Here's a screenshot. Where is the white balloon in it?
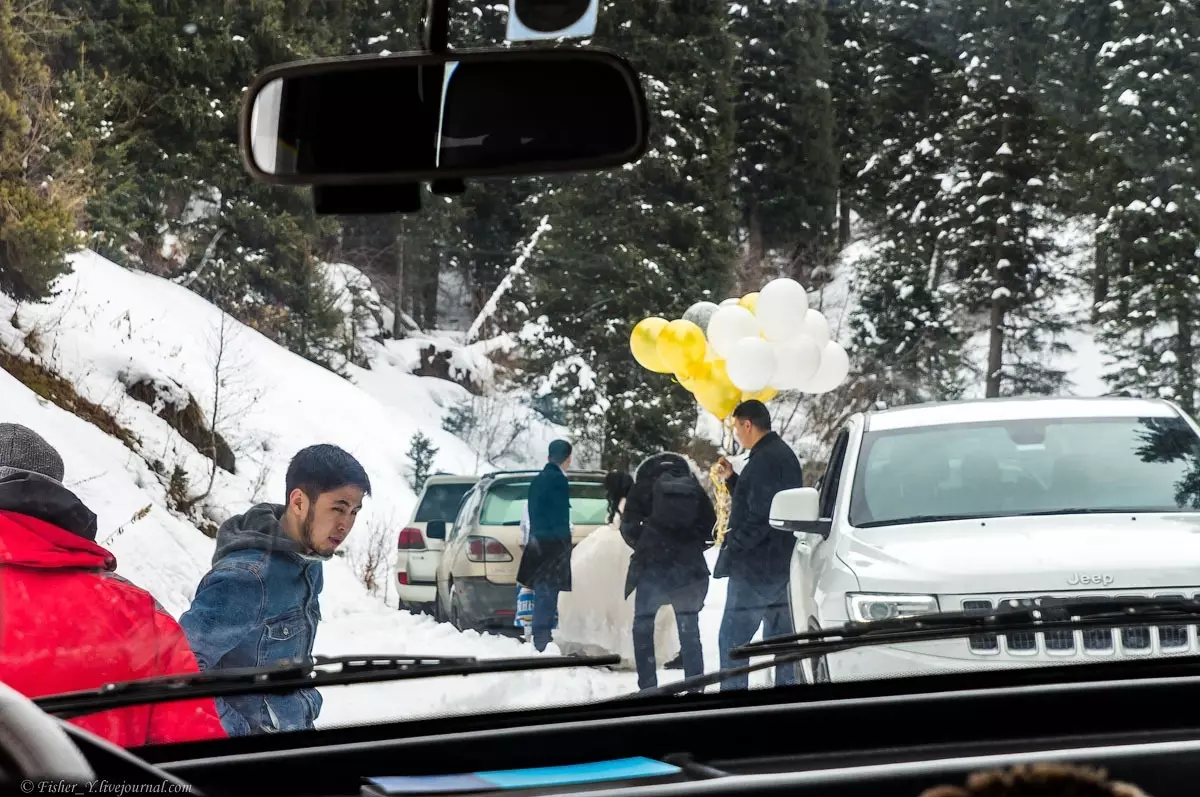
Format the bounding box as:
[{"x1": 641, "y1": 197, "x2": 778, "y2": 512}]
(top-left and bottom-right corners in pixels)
[
  {"x1": 755, "y1": 278, "x2": 810, "y2": 342},
  {"x1": 706, "y1": 305, "x2": 760, "y2": 358},
  {"x1": 726, "y1": 336, "x2": 778, "y2": 393},
  {"x1": 801, "y1": 309, "x2": 831, "y2": 348},
  {"x1": 804, "y1": 341, "x2": 851, "y2": 394},
  {"x1": 770, "y1": 336, "x2": 822, "y2": 390},
  {"x1": 720, "y1": 297, "x2": 741, "y2": 307},
  {"x1": 683, "y1": 301, "x2": 720, "y2": 333}
]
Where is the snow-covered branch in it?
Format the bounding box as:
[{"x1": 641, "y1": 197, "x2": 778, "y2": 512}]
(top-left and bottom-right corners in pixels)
[{"x1": 464, "y1": 215, "x2": 551, "y2": 344}]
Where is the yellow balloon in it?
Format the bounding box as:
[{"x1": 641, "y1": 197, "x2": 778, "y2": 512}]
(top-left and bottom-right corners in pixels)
[
  {"x1": 656, "y1": 319, "x2": 707, "y2": 375},
  {"x1": 676, "y1": 359, "x2": 711, "y2": 392},
  {"x1": 742, "y1": 387, "x2": 779, "y2": 403},
  {"x1": 630, "y1": 317, "x2": 671, "y2": 374},
  {"x1": 709, "y1": 358, "x2": 731, "y2": 388},
  {"x1": 694, "y1": 376, "x2": 742, "y2": 420},
  {"x1": 738, "y1": 292, "x2": 760, "y2": 314}
]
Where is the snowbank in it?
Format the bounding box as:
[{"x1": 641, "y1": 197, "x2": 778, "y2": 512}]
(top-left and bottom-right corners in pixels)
[{"x1": 0, "y1": 364, "x2": 214, "y2": 616}]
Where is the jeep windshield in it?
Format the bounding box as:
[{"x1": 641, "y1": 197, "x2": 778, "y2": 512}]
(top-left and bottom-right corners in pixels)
[{"x1": 849, "y1": 415, "x2": 1200, "y2": 528}]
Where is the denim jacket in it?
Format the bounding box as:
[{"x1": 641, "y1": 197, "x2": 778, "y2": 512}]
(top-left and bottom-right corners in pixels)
[{"x1": 179, "y1": 504, "x2": 327, "y2": 736}]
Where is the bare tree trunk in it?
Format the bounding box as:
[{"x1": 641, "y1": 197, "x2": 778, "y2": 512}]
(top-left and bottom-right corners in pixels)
[
  {"x1": 986, "y1": 296, "x2": 1005, "y2": 398},
  {"x1": 1092, "y1": 235, "x2": 1109, "y2": 325},
  {"x1": 737, "y1": 207, "x2": 766, "y2": 293},
  {"x1": 986, "y1": 213, "x2": 1010, "y2": 398},
  {"x1": 838, "y1": 191, "x2": 852, "y2": 250},
  {"x1": 204, "y1": 311, "x2": 229, "y2": 499},
  {"x1": 422, "y1": 248, "x2": 441, "y2": 329},
  {"x1": 1177, "y1": 298, "x2": 1196, "y2": 416},
  {"x1": 393, "y1": 220, "x2": 407, "y2": 339}
]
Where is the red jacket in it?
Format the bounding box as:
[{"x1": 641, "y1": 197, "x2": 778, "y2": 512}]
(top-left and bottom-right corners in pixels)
[{"x1": 0, "y1": 508, "x2": 228, "y2": 747}]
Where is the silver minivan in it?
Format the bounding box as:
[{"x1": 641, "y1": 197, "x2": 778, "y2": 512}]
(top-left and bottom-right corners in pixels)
[{"x1": 393, "y1": 474, "x2": 478, "y2": 614}]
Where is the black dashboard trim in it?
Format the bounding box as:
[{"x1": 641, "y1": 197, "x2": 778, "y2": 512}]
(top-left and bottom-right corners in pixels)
[
  {"x1": 136, "y1": 653, "x2": 1200, "y2": 764},
  {"x1": 133, "y1": 666, "x2": 1200, "y2": 796}
]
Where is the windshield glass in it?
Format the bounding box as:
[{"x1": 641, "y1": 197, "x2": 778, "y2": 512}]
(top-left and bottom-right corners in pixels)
[
  {"x1": 850, "y1": 415, "x2": 1200, "y2": 527},
  {"x1": 10, "y1": 0, "x2": 1200, "y2": 752}
]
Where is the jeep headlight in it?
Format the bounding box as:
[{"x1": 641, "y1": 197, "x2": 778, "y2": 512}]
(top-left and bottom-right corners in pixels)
[{"x1": 847, "y1": 593, "x2": 940, "y2": 623}]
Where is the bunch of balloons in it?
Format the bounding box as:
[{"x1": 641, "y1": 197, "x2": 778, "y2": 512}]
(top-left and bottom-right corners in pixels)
[{"x1": 629, "y1": 278, "x2": 851, "y2": 420}]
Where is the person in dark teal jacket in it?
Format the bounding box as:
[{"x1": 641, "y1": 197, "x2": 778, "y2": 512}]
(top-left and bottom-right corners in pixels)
[{"x1": 516, "y1": 439, "x2": 574, "y2": 651}]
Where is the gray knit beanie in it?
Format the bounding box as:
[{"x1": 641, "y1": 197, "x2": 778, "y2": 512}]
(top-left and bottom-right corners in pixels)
[{"x1": 0, "y1": 423, "x2": 65, "y2": 483}]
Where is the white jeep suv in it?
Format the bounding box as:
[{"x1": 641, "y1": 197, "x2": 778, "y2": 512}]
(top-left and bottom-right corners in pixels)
[{"x1": 768, "y1": 396, "x2": 1200, "y2": 684}]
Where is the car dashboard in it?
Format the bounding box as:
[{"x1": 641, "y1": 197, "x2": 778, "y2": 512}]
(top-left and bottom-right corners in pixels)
[{"x1": 40, "y1": 658, "x2": 1200, "y2": 797}]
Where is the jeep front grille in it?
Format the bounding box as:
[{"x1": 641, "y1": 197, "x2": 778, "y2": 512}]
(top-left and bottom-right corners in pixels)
[{"x1": 960, "y1": 592, "x2": 1199, "y2": 657}]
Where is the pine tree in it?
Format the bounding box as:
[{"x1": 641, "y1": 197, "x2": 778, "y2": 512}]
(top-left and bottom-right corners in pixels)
[
  {"x1": 50, "y1": 0, "x2": 351, "y2": 366},
  {"x1": 0, "y1": 0, "x2": 85, "y2": 302},
  {"x1": 849, "y1": 242, "x2": 968, "y2": 406},
  {"x1": 731, "y1": 0, "x2": 838, "y2": 285},
  {"x1": 828, "y1": 0, "x2": 873, "y2": 250},
  {"x1": 513, "y1": 0, "x2": 739, "y2": 469},
  {"x1": 844, "y1": 0, "x2": 969, "y2": 404},
  {"x1": 407, "y1": 430, "x2": 438, "y2": 492},
  {"x1": 1093, "y1": 0, "x2": 1200, "y2": 414},
  {"x1": 1044, "y1": 0, "x2": 1121, "y2": 319},
  {"x1": 936, "y1": 0, "x2": 1076, "y2": 397}
]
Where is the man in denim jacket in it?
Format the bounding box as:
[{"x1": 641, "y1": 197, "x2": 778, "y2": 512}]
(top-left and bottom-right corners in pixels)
[{"x1": 180, "y1": 444, "x2": 371, "y2": 735}]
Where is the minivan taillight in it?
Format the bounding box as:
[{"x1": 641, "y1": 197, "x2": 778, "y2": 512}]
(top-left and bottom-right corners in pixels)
[
  {"x1": 466, "y1": 536, "x2": 512, "y2": 563},
  {"x1": 397, "y1": 528, "x2": 425, "y2": 550}
]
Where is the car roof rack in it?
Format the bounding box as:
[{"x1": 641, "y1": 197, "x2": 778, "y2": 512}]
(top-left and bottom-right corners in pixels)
[{"x1": 479, "y1": 469, "x2": 608, "y2": 480}]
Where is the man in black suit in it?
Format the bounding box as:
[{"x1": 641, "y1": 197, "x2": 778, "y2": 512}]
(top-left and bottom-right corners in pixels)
[{"x1": 714, "y1": 400, "x2": 804, "y2": 691}]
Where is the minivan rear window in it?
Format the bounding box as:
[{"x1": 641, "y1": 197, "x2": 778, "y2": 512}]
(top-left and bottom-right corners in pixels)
[
  {"x1": 414, "y1": 481, "x2": 475, "y2": 522},
  {"x1": 478, "y1": 480, "x2": 609, "y2": 526}
]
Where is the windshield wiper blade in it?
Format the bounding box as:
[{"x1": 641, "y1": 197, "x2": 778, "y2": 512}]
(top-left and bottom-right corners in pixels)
[
  {"x1": 854, "y1": 512, "x2": 1009, "y2": 528},
  {"x1": 623, "y1": 597, "x2": 1200, "y2": 699},
  {"x1": 736, "y1": 595, "x2": 1200, "y2": 657},
  {"x1": 762, "y1": 595, "x2": 1200, "y2": 651},
  {"x1": 36, "y1": 653, "x2": 620, "y2": 719},
  {"x1": 1013, "y1": 507, "x2": 1166, "y2": 517}
]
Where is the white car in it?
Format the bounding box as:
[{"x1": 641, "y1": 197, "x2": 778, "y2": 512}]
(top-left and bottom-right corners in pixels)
[
  {"x1": 393, "y1": 474, "x2": 477, "y2": 614},
  {"x1": 768, "y1": 396, "x2": 1200, "y2": 684}
]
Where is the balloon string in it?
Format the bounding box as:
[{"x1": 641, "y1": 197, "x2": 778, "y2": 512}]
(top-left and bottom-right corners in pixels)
[{"x1": 711, "y1": 418, "x2": 735, "y2": 546}]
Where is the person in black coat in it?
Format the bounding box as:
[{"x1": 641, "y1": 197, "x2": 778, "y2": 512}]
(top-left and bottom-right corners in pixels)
[
  {"x1": 516, "y1": 439, "x2": 574, "y2": 652},
  {"x1": 621, "y1": 452, "x2": 717, "y2": 690},
  {"x1": 713, "y1": 400, "x2": 804, "y2": 691}
]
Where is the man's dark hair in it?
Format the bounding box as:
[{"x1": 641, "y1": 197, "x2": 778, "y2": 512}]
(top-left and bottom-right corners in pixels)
[
  {"x1": 285, "y1": 444, "x2": 372, "y2": 502},
  {"x1": 548, "y1": 439, "x2": 573, "y2": 465},
  {"x1": 731, "y1": 399, "x2": 772, "y2": 431}
]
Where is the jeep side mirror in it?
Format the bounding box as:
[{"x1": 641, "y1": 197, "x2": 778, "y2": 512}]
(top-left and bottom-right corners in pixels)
[
  {"x1": 426, "y1": 520, "x2": 447, "y2": 540},
  {"x1": 769, "y1": 487, "x2": 831, "y2": 539}
]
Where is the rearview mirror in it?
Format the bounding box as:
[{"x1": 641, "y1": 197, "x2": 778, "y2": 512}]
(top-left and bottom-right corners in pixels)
[
  {"x1": 241, "y1": 48, "x2": 649, "y2": 185},
  {"x1": 425, "y1": 520, "x2": 447, "y2": 540},
  {"x1": 769, "y1": 488, "x2": 830, "y2": 539}
]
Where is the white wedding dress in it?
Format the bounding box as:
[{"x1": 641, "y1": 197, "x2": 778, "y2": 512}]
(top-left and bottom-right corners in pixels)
[{"x1": 555, "y1": 501, "x2": 680, "y2": 669}]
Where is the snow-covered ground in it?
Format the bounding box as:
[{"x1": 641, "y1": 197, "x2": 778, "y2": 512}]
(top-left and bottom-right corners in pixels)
[{"x1": 0, "y1": 249, "x2": 778, "y2": 731}]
